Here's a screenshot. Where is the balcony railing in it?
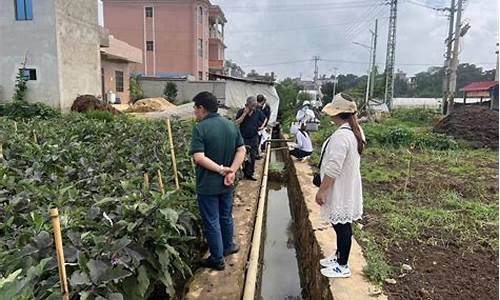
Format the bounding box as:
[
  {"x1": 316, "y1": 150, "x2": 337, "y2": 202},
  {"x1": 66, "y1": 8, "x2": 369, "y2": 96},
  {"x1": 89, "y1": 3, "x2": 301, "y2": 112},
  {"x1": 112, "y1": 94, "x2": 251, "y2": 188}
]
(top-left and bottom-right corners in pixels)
[{"x1": 210, "y1": 29, "x2": 223, "y2": 40}]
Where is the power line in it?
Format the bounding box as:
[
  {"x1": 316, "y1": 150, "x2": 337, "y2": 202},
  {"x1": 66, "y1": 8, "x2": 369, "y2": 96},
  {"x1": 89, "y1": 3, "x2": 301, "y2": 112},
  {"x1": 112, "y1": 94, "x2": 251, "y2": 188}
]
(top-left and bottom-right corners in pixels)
[{"x1": 227, "y1": 18, "x2": 389, "y2": 34}]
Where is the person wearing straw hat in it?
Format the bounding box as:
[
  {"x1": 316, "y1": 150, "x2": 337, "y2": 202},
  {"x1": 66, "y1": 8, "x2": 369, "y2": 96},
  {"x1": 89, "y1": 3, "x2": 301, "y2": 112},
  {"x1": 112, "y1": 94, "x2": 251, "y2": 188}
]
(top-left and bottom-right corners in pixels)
[{"x1": 315, "y1": 93, "x2": 366, "y2": 278}]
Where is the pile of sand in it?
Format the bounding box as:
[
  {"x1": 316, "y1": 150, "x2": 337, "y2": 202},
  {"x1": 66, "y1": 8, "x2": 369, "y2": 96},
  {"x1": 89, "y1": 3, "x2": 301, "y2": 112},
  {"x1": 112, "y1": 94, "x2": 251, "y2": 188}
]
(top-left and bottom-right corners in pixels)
[
  {"x1": 71, "y1": 95, "x2": 121, "y2": 114},
  {"x1": 434, "y1": 106, "x2": 499, "y2": 149},
  {"x1": 126, "y1": 98, "x2": 176, "y2": 113}
]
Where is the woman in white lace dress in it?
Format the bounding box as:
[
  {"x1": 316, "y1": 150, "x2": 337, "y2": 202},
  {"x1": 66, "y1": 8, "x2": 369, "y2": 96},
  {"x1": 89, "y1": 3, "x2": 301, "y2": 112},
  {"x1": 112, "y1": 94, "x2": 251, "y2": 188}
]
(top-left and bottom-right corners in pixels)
[{"x1": 315, "y1": 93, "x2": 366, "y2": 278}]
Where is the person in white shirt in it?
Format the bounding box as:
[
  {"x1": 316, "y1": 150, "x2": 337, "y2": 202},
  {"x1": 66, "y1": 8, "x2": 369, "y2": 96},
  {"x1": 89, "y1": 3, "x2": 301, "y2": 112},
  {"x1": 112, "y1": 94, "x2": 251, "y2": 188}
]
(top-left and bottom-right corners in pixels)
[
  {"x1": 315, "y1": 93, "x2": 366, "y2": 278},
  {"x1": 296, "y1": 101, "x2": 317, "y2": 125},
  {"x1": 289, "y1": 123, "x2": 313, "y2": 160}
]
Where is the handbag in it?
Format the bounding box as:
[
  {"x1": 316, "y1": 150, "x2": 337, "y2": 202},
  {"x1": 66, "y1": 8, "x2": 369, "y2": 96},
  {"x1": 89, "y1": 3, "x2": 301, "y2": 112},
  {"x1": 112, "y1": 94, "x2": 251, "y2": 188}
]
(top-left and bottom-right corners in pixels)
[{"x1": 312, "y1": 139, "x2": 330, "y2": 187}]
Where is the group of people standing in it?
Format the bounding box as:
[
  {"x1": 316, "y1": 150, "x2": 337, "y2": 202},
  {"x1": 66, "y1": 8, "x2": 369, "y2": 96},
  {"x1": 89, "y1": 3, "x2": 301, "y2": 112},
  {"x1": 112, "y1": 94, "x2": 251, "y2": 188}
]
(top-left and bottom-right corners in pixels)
[{"x1": 189, "y1": 91, "x2": 365, "y2": 280}]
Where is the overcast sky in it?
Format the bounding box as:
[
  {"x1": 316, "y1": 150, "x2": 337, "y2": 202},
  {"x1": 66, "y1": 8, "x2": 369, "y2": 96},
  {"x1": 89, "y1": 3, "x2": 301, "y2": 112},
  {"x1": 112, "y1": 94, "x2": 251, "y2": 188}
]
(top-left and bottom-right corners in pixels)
[{"x1": 213, "y1": 0, "x2": 499, "y2": 80}]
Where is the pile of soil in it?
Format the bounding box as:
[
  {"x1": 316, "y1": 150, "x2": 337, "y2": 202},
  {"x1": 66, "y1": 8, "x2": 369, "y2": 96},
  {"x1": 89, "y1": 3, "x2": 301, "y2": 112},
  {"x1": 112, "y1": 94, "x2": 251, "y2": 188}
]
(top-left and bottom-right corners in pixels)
[
  {"x1": 126, "y1": 97, "x2": 176, "y2": 113},
  {"x1": 71, "y1": 95, "x2": 121, "y2": 114},
  {"x1": 434, "y1": 106, "x2": 499, "y2": 149}
]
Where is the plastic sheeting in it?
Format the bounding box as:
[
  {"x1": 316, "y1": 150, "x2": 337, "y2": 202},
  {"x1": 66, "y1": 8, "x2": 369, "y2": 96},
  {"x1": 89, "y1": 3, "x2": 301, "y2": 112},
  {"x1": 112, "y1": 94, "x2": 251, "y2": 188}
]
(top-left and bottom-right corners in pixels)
[{"x1": 224, "y1": 80, "x2": 280, "y2": 123}]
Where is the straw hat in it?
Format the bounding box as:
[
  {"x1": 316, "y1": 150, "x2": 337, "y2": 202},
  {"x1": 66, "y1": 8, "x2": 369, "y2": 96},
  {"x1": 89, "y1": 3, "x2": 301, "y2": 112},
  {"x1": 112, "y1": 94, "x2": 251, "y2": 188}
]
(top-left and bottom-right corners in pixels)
[{"x1": 322, "y1": 93, "x2": 357, "y2": 117}]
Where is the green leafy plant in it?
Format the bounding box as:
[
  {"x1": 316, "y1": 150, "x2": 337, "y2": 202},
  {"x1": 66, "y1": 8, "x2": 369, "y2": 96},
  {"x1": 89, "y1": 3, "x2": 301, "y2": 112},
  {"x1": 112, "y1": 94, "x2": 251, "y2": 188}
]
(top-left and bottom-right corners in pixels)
[
  {"x1": 163, "y1": 82, "x2": 178, "y2": 101},
  {"x1": 0, "y1": 115, "x2": 201, "y2": 300},
  {"x1": 0, "y1": 101, "x2": 61, "y2": 120},
  {"x1": 129, "y1": 74, "x2": 144, "y2": 104},
  {"x1": 12, "y1": 58, "x2": 28, "y2": 102}
]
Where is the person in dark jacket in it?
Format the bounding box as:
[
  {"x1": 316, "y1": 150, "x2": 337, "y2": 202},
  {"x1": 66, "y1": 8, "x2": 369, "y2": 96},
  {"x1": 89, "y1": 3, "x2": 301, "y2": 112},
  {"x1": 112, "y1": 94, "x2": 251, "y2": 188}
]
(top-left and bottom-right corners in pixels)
[{"x1": 235, "y1": 96, "x2": 265, "y2": 181}]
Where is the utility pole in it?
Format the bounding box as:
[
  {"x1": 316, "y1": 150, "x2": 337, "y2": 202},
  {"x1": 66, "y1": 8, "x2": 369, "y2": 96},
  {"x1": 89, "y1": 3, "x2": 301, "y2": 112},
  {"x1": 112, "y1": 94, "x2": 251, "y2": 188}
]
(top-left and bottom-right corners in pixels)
[
  {"x1": 313, "y1": 56, "x2": 321, "y2": 105},
  {"x1": 364, "y1": 33, "x2": 375, "y2": 110},
  {"x1": 384, "y1": 0, "x2": 398, "y2": 110},
  {"x1": 442, "y1": 0, "x2": 456, "y2": 115},
  {"x1": 332, "y1": 67, "x2": 338, "y2": 98},
  {"x1": 370, "y1": 19, "x2": 378, "y2": 99},
  {"x1": 446, "y1": 0, "x2": 463, "y2": 115}
]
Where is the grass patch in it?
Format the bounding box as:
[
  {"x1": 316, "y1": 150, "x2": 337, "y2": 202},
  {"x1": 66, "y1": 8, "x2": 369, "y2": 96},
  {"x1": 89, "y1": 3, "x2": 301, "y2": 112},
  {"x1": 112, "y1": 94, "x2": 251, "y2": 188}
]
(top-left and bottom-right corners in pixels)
[
  {"x1": 354, "y1": 225, "x2": 392, "y2": 286},
  {"x1": 362, "y1": 168, "x2": 402, "y2": 184}
]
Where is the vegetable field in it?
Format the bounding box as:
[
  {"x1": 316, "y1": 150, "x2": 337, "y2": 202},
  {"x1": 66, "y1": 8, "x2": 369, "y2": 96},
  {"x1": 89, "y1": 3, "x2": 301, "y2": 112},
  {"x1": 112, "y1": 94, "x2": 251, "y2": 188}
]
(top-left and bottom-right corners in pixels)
[{"x1": 0, "y1": 114, "x2": 202, "y2": 300}]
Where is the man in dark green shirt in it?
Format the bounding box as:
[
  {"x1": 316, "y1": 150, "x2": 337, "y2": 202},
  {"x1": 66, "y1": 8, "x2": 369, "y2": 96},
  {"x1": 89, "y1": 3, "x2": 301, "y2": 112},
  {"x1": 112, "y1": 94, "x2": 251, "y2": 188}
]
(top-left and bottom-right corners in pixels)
[{"x1": 190, "y1": 91, "x2": 246, "y2": 270}]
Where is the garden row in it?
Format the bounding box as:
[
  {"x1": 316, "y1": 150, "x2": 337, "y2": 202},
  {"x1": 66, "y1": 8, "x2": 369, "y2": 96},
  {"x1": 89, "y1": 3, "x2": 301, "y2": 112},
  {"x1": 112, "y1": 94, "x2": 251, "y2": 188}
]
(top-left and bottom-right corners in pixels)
[{"x1": 0, "y1": 108, "x2": 201, "y2": 300}]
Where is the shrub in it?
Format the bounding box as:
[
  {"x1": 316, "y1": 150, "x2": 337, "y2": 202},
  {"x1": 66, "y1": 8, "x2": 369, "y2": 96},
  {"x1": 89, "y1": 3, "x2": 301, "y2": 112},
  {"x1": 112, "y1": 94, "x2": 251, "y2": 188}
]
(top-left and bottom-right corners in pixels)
[
  {"x1": 163, "y1": 82, "x2": 178, "y2": 100},
  {"x1": 0, "y1": 101, "x2": 61, "y2": 120},
  {"x1": 84, "y1": 110, "x2": 115, "y2": 121},
  {"x1": 391, "y1": 108, "x2": 441, "y2": 125},
  {"x1": 381, "y1": 127, "x2": 415, "y2": 146},
  {"x1": 129, "y1": 74, "x2": 144, "y2": 104},
  {"x1": 413, "y1": 132, "x2": 458, "y2": 150}
]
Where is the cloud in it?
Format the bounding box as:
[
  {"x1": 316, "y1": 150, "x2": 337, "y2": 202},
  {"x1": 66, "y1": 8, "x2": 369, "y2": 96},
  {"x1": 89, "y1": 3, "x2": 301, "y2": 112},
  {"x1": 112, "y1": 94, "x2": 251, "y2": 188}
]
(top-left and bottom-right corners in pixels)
[{"x1": 214, "y1": 0, "x2": 498, "y2": 79}]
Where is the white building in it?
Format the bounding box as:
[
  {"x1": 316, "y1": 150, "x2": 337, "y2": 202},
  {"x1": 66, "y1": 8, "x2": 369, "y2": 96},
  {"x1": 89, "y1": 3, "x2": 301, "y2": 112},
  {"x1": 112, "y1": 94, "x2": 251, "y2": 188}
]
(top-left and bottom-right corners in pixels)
[{"x1": 0, "y1": 0, "x2": 102, "y2": 111}]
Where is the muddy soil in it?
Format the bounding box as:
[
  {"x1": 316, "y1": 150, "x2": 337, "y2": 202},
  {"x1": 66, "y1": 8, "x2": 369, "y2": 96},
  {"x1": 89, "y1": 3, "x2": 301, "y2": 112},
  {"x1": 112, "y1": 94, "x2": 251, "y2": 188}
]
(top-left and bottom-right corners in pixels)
[{"x1": 434, "y1": 106, "x2": 499, "y2": 149}]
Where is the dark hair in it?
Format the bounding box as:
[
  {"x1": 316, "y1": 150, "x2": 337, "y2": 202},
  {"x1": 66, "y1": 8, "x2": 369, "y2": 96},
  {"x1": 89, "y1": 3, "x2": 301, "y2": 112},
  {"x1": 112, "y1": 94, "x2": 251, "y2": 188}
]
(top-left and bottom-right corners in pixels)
[
  {"x1": 338, "y1": 112, "x2": 365, "y2": 155},
  {"x1": 257, "y1": 94, "x2": 266, "y2": 103},
  {"x1": 193, "y1": 91, "x2": 218, "y2": 113}
]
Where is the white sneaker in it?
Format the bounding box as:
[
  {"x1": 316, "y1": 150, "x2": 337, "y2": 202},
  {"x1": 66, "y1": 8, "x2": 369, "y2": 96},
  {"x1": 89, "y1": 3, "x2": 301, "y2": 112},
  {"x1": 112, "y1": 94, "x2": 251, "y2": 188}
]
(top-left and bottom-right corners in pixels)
[
  {"x1": 320, "y1": 263, "x2": 352, "y2": 278},
  {"x1": 319, "y1": 253, "x2": 337, "y2": 267}
]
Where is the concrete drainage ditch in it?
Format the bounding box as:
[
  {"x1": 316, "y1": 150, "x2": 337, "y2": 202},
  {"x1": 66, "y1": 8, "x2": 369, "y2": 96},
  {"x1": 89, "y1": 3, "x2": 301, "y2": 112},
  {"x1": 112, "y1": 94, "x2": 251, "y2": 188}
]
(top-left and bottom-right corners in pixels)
[{"x1": 185, "y1": 133, "x2": 385, "y2": 300}]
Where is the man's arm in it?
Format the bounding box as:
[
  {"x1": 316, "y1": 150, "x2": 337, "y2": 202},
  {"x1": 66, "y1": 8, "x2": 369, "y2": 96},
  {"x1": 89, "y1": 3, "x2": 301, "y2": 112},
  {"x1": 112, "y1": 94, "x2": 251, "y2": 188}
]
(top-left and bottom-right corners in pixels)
[
  {"x1": 224, "y1": 145, "x2": 246, "y2": 186},
  {"x1": 229, "y1": 145, "x2": 246, "y2": 172},
  {"x1": 193, "y1": 152, "x2": 232, "y2": 175},
  {"x1": 259, "y1": 117, "x2": 268, "y2": 130},
  {"x1": 235, "y1": 108, "x2": 247, "y2": 125}
]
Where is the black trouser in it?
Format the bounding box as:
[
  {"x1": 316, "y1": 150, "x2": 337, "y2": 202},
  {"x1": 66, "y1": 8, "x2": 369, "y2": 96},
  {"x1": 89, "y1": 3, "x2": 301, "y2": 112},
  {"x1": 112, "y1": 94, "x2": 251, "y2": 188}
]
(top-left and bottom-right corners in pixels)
[
  {"x1": 243, "y1": 136, "x2": 259, "y2": 177},
  {"x1": 332, "y1": 222, "x2": 352, "y2": 266},
  {"x1": 289, "y1": 149, "x2": 312, "y2": 159}
]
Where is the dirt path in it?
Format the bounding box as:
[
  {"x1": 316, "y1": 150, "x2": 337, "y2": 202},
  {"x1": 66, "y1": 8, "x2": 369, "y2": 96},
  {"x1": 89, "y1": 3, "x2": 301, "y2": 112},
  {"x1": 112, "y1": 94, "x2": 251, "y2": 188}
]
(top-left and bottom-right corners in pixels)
[{"x1": 184, "y1": 161, "x2": 263, "y2": 300}]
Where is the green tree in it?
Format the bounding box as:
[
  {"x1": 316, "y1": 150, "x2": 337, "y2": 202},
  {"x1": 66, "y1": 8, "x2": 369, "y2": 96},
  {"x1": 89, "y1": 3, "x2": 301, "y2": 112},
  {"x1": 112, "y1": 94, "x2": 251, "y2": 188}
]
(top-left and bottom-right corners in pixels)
[
  {"x1": 12, "y1": 59, "x2": 28, "y2": 102},
  {"x1": 224, "y1": 60, "x2": 245, "y2": 78},
  {"x1": 163, "y1": 82, "x2": 178, "y2": 100},
  {"x1": 129, "y1": 74, "x2": 144, "y2": 103},
  {"x1": 276, "y1": 78, "x2": 302, "y2": 126}
]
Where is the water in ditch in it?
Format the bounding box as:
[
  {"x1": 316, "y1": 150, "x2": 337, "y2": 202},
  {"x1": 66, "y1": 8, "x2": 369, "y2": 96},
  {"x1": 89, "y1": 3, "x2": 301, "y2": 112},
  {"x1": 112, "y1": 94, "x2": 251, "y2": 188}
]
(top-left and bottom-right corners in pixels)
[{"x1": 260, "y1": 152, "x2": 302, "y2": 300}]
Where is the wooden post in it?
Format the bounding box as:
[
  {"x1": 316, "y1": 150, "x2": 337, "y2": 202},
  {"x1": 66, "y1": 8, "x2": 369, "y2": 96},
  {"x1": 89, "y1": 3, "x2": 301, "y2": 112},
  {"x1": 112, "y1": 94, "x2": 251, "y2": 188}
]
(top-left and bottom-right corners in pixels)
[
  {"x1": 13, "y1": 121, "x2": 17, "y2": 133},
  {"x1": 191, "y1": 158, "x2": 196, "y2": 174},
  {"x1": 143, "y1": 172, "x2": 150, "y2": 191},
  {"x1": 33, "y1": 130, "x2": 38, "y2": 144},
  {"x1": 0, "y1": 144, "x2": 3, "y2": 159},
  {"x1": 157, "y1": 169, "x2": 165, "y2": 196},
  {"x1": 49, "y1": 208, "x2": 70, "y2": 300},
  {"x1": 166, "y1": 119, "x2": 180, "y2": 190}
]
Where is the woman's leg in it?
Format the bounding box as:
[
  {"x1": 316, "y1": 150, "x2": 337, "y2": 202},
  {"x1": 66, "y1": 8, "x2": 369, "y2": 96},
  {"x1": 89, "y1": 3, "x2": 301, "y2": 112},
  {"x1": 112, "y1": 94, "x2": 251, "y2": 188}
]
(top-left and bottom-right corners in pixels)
[
  {"x1": 332, "y1": 222, "x2": 352, "y2": 266},
  {"x1": 289, "y1": 148, "x2": 301, "y2": 158}
]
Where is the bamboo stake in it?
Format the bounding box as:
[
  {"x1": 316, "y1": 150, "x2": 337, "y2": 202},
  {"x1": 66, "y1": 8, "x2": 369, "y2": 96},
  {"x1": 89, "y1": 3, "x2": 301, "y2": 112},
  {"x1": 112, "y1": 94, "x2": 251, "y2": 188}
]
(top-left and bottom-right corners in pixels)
[
  {"x1": 191, "y1": 158, "x2": 196, "y2": 174},
  {"x1": 144, "y1": 172, "x2": 150, "y2": 191},
  {"x1": 49, "y1": 208, "x2": 69, "y2": 300},
  {"x1": 166, "y1": 119, "x2": 180, "y2": 190},
  {"x1": 157, "y1": 169, "x2": 165, "y2": 196},
  {"x1": 242, "y1": 143, "x2": 272, "y2": 300},
  {"x1": 33, "y1": 130, "x2": 38, "y2": 144},
  {"x1": 13, "y1": 121, "x2": 17, "y2": 133},
  {"x1": 0, "y1": 144, "x2": 3, "y2": 159}
]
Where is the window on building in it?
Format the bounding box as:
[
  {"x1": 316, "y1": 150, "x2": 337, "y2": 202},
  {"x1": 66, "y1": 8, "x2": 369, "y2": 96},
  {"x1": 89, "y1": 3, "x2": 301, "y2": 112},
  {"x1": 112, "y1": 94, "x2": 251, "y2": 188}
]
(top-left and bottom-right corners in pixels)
[
  {"x1": 21, "y1": 68, "x2": 36, "y2": 80},
  {"x1": 145, "y1": 7, "x2": 153, "y2": 18},
  {"x1": 198, "y1": 39, "x2": 203, "y2": 57},
  {"x1": 115, "y1": 71, "x2": 124, "y2": 92},
  {"x1": 146, "y1": 41, "x2": 154, "y2": 51},
  {"x1": 198, "y1": 6, "x2": 203, "y2": 23},
  {"x1": 15, "y1": 0, "x2": 33, "y2": 21},
  {"x1": 199, "y1": 72, "x2": 203, "y2": 80}
]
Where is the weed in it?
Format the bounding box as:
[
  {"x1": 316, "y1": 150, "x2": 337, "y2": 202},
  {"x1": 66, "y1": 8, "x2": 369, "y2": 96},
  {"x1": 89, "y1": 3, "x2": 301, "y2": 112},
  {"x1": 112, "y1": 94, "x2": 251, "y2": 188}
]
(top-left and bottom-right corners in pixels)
[{"x1": 354, "y1": 226, "x2": 391, "y2": 286}]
